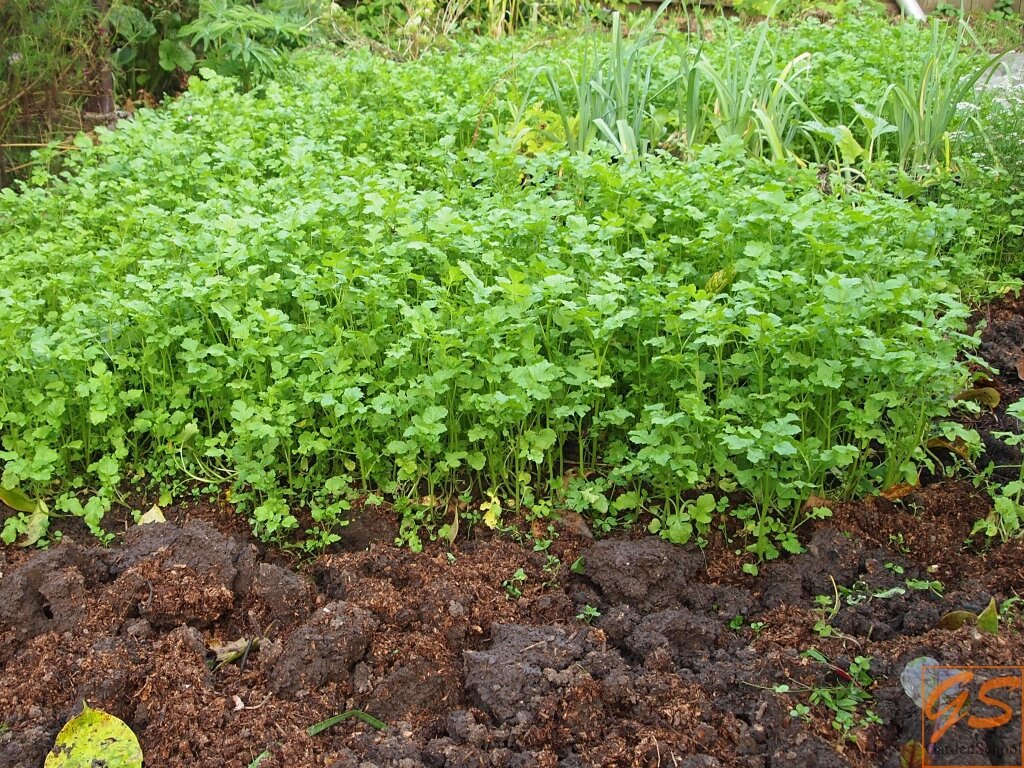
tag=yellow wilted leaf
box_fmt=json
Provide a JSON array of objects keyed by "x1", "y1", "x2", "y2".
[
  {"x1": 954, "y1": 386, "x2": 1000, "y2": 409},
  {"x1": 17, "y1": 501, "x2": 50, "y2": 548},
  {"x1": 137, "y1": 505, "x2": 166, "y2": 525},
  {"x1": 978, "y1": 597, "x2": 999, "y2": 635},
  {"x1": 480, "y1": 492, "x2": 502, "y2": 529}
]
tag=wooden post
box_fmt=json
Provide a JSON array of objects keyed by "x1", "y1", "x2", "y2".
[{"x1": 85, "y1": 0, "x2": 114, "y2": 119}]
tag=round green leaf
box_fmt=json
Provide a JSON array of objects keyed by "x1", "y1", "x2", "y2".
[
  {"x1": 158, "y1": 39, "x2": 197, "y2": 72},
  {"x1": 107, "y1": 5, "x2": 155, "y2": 43},
  {"x1": 45, "y1": 704, "x2": 143, "y2": 768},
  {"x1": 113, "y1": 46, "x2": 137, "y2": 67}
]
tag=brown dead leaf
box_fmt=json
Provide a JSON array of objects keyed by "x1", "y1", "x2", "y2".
[
  {"x1": 802, "y1": 495, "x2": 830, "y2": 511},
  {"x1": 900, "y1": 741, "x2": 925, "y2": 768},
  {"x1": 1017, "y1": 359, "x2": 1024, "y2": 382},
  {"x1": 207, "y1": 637, "x2": 262, "y2": 671},
  {"x1": 935, "y1": 610, "x2": 977, "y2": 631},
  {"x1": 925, "y1": 437, "x2": 973, "y2": 462},
  {"x1": 881, "y1": 483, "x2": 918, "y2": 501}
]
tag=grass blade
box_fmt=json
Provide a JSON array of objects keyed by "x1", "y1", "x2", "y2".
[{"x1": 307, "y1": 709, "x2": 387, "y2": 736}]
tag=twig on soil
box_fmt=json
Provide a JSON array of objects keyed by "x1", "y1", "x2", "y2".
[{"x1": 239, "y1": 637, "x2": 255, "y2": 671}]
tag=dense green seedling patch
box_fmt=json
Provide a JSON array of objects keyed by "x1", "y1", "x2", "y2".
[{"x1": 0, "y1": 20, "x2": 990, "y2": 558}]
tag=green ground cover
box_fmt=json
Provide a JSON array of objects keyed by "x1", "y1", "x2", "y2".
[{"x1": 0, "y1": 7, "x2": 1020, "y2": 563}]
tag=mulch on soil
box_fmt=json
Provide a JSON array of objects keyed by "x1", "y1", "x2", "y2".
[{"x1": 0, "y1": 291, "x2": 1022, "y2": 768}]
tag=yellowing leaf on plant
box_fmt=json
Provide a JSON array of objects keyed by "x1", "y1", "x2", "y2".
[
  {"x1": 18, "y1": 501, "x2": 50, "y2": 548},
  {"x1": 835, "y1": 125, "x2": 864, "y2": 165},
  {"x1": 45, "y1": 703, "x2": 142, "y2": 768},
  {"x1": 954, "y1": 386, "x2": 1000, "y2": 409},
  {"x1": 137, "y1": 505, "x2": 166, "y2": 525},
  {"x1": 0, "y1": 487, "x2": 37, "y2": 514},
  {"x1": 443, "y1": 500, "x2": 460, "y2": 545},
  {"x1": 480, "y1": 492, "x2": 502, "y2": 529}
]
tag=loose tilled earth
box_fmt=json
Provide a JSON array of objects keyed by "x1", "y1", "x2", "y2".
[{"x1": 0, "y1": 293, "x2": 1022, "y2": 768}]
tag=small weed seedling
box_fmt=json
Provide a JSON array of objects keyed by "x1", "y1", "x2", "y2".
[
  {"x1": 576, "y1": 604, "x2": 601, "y2": 623},
  {"x1": 814, "y1": 575, "x2": 907, "y2": 640},
  {"x1": 999, "y1": 594, "x2": 1023, "y2": 628},
  {"x1": 541, "y1": 554, "x2": 562, "y2": 589},
  {"x1": 888, "y1": 533, "x2": 911, "y2": 555},
  {"x1": 906, "y1": 578, "x2": 944, "y2": 598},
  {"x1": 750, "y1": 652, "x2": 880, "y2": 741},
  {"x1": 972, "y1": 401, "x2": 1024, "y2": 542},
  {"x1": 502, "y1": 568, "x2": 528, "y2": 599},
  {"x1": 729, "y1": 615, "x2": 766, "y2": 635},
  {"x1": 805, "y1": 652, "x2": 882, "y2": 737},
  {"x1": 767, "y1": 651, "x2": 881, "y2": 739}
]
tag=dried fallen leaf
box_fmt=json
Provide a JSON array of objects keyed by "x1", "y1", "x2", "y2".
[
  {"x1": 802, "y1": 494, "x2": 830, "y2": 511},
  {"x1": 881, "y1": 483, "x2": 918, "y2": 501},
  {"x1": 935, "y1": 610, "x2": 977, "y2": 631},
  {"x1": 1017, "y1": 359, "x2": 1024, "y2": 382},
  {"x1": 900, "y1": 740, "x2": 925, "y2": 768},
  {"x1": 207, "y1": 637, "x2": 262, "y2": 671},
  {"x1": 925, "y1": 436, "x2": 973, "y2": 462}
]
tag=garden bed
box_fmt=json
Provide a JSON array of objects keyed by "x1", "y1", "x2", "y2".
[
  {"x1": 0, "y1": 294, "x2": 1021, "y2": 768},
  {"x1": 2, "y1": 8, "x2": 1024, "y2": 768}
]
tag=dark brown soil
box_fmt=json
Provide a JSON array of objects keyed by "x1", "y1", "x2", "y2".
[{"x1": 1, "y1": 294, "x2": 1022, "y2": 768}]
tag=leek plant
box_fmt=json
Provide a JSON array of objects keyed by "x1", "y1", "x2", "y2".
[
  {"x1": 883, "y1": 20, "x2": 1004, "y2": 173},
  {"x1": 545, "y1": 4, "x2": 670, "y2": 159}
]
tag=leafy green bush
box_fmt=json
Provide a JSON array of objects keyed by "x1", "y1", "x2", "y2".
[
  {"x1": 106, "y1": 0, "x2": 199, "y2": 97},
  {"x1": 179, "y1": 0, "x2": 323, "y2": 89},
  {"x1": 0, "y1": 43, "x2": 987, "y2": 559},
  {"x1": 109, "y1": 0, "x2": 328, "y2": 94}
]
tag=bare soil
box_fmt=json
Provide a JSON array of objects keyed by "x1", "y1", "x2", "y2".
[{"x1": 0, "y1": 292, "x2": 1022, "y2": 768}]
